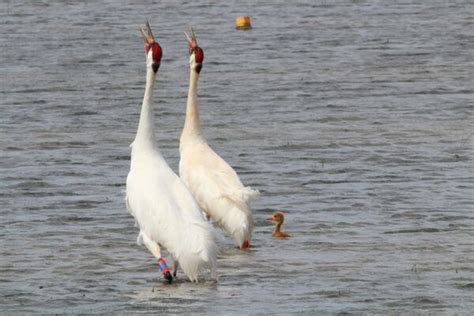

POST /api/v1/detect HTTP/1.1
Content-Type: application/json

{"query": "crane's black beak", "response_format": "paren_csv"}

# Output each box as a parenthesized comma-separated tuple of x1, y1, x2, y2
(152, 62, 160, 73)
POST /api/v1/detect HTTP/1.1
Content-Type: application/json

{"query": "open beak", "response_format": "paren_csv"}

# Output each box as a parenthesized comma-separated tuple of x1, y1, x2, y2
(140, 21, 160, 73)
(184, 26, 198, 55)
(140, 20, 156, 45)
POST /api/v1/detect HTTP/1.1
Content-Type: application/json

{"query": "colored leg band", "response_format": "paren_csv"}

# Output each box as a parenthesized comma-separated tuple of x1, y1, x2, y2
(158, 258, 170, 274)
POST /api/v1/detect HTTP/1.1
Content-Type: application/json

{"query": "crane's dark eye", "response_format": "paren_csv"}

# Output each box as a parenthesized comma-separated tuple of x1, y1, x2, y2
(189, 47, 195, 55)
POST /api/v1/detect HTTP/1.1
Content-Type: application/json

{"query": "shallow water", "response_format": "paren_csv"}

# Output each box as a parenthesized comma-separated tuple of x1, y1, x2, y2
(1, 0, 473, 314)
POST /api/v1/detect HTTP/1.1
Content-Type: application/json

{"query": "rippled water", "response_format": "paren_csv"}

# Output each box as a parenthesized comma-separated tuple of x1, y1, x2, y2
(1, 0, 473, 314)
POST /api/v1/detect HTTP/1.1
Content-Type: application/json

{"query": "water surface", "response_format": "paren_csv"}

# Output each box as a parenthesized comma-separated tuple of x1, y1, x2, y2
(1, 0, 473, 314)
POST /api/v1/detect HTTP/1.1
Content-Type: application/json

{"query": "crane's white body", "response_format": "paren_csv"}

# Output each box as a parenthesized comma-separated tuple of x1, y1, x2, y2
(179, 55, 259, 248)
(126, 50, 217, 282)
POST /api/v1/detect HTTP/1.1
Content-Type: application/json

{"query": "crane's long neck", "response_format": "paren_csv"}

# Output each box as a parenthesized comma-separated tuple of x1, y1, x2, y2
(182, 69, 204, 139)
(133, 68, 157, 149)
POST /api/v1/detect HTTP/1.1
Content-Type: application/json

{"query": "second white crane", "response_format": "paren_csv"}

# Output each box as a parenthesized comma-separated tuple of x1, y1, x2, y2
(179, 28, 259, 249)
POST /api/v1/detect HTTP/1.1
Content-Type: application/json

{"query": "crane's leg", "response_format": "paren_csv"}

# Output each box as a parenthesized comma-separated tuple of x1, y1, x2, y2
(141, 233, 173, 283)
(172, 259, 179, 277)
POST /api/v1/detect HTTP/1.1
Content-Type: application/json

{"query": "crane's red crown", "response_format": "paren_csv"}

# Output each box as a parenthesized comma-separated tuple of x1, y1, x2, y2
(145, 42, 163, 64)
(193, 46, 204, 63)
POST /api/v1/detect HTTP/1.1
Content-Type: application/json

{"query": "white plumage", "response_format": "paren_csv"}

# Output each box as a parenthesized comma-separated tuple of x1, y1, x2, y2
(179, 29, 259, 249)
(126, 23, 217, 283)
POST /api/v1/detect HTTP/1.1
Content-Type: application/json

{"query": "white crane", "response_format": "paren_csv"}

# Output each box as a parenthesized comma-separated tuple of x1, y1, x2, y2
(179, 28, 259, 249)
(126, 22, 217, 283)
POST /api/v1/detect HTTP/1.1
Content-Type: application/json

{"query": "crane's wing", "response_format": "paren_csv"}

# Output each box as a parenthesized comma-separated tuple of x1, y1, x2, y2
(127, 162, 207, 242)
(180, 143, 259, 212)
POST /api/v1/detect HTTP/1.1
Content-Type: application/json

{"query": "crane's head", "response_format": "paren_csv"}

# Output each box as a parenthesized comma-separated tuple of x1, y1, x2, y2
(184, 27, 204, 74)
(140, 21, 162, 73)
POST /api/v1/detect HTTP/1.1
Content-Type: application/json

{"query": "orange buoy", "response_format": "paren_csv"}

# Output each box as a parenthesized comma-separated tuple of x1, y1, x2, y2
(235, 16, 252, 30)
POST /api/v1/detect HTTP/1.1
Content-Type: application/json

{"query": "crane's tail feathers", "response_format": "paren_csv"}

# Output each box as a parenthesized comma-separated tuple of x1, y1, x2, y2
(226, 186, 259, 205)
(173, 222, 218, 282)
(209, 198, 254, 247)
(219, 186, 260, 216)
(243, 186, 260, 203)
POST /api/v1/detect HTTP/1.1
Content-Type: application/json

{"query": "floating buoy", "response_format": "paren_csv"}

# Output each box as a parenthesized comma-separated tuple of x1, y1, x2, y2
(235, 16, 252, 30)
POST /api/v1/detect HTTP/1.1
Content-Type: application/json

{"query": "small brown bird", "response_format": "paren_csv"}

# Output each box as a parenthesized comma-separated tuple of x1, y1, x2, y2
(267, 211, 290, 238)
